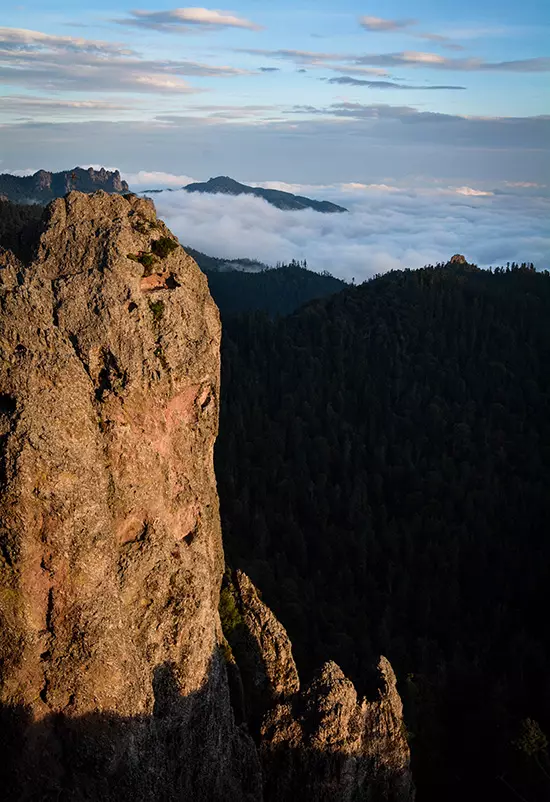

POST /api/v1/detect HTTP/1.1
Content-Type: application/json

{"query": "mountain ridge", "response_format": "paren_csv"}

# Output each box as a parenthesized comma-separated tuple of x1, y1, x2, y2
(0, 167, 129, 203)
(182, 176, 348, 213)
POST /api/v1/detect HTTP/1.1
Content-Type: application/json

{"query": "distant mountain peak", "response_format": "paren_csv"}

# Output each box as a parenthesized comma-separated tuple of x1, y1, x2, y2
(183, 175, 348, 213)
(0, 167, 129, 204)
(204, 176, 243, 189)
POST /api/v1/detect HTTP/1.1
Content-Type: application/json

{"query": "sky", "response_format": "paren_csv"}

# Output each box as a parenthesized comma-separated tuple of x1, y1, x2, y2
(1, 2, 549, 274)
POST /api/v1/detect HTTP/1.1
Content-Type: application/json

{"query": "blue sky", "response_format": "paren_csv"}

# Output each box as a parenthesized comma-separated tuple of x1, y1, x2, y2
(0, 2, 549, 185)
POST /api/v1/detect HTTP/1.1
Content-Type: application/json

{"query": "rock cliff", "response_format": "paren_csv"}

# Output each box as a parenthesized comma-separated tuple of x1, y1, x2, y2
(0, 191, 412, 801)
(0, 191, 259, 800)
(0, 167, 129, 204)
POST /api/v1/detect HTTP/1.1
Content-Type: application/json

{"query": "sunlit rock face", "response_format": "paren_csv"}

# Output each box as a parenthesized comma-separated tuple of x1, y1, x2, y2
(0, 191, 260, 801)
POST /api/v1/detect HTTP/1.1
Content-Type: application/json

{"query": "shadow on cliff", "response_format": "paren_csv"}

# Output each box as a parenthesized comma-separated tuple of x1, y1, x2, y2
(0, 657, 261, 802)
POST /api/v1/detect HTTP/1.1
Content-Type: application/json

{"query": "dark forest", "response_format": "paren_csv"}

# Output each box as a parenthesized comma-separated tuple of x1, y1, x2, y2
(215, 262, 550, 802)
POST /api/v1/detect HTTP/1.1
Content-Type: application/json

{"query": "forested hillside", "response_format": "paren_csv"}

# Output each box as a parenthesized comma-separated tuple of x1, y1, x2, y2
(216, 262, 550, 802)
(206, 261, 346, 317)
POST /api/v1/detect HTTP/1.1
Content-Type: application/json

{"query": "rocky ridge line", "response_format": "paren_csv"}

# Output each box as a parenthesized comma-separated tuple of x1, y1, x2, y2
(0, 167, 129, 204)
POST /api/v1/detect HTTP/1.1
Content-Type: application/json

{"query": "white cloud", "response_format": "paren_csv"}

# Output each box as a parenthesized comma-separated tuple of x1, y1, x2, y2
(116, 7, 262, 32)
(398, 51, 447, 64)
(454, 186, 494, 196)
(0, 26, 132, 54)
(134, 75, 195, 91)
(150, 184, 549, 281)
(358, 17, 464, 51)
(123, 170, 199, 187)
(0, 25, 251, 106)
(359, 17, 416, 32)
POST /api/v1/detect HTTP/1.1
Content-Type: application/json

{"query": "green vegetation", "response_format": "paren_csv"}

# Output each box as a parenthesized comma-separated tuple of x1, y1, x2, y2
(127, 251, 157, 276)
(184, 245, 266, 273)
(148, 299, 164, 324)
(220, 639, 235, 665)
(152, 236, 178, 258)
(216, 260, 550, 802)
(139, 253, 155, 273)
(127, 251, 155, 266)
(219, 572, 243, 637)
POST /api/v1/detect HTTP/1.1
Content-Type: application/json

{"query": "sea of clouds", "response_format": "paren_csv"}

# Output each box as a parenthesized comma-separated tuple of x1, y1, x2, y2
(126, 172, 549, 282)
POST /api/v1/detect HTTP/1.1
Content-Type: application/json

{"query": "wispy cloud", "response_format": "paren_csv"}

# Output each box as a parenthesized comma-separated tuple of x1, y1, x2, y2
(236, 48, 345, 66)
(328, 65, 391, 77)
(355, 52, 550, 72)
(0, 26, 133, 54)
(115, 7, 262, 33)
(359, 15, 464, 51)
(0, 95, 135, 118)
(326, 76, 466, 90)
(359, 16, 416, 32)
(236, 46, 550, 73)
(0, 26, 252, 102)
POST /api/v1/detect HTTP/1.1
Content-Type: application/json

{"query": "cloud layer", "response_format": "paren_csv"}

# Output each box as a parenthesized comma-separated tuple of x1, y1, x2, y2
(2, 106, 547, 187)
(150, 184, 549, 281)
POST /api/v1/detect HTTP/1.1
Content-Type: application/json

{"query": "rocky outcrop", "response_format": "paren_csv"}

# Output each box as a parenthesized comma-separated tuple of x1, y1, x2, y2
(0, 167, 129, 203)
(260, 658, 413, 802)
(0, 191, 259, 800)
(225, 570, 300, 734)
(225, 570, 414, 802)
(449, 253, 467, 264)
(0, 191, 413, 801)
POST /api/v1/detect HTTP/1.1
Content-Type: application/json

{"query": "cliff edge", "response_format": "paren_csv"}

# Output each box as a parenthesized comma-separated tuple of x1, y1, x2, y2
(0, 190, 260, 800)
(0, 191, 412, 801)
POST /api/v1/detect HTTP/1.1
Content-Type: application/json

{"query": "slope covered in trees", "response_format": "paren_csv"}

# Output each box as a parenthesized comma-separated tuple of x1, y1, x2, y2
(206, 261, 346, 317)
(216, 262, 550, 802)
(183, 244, 267, 273)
